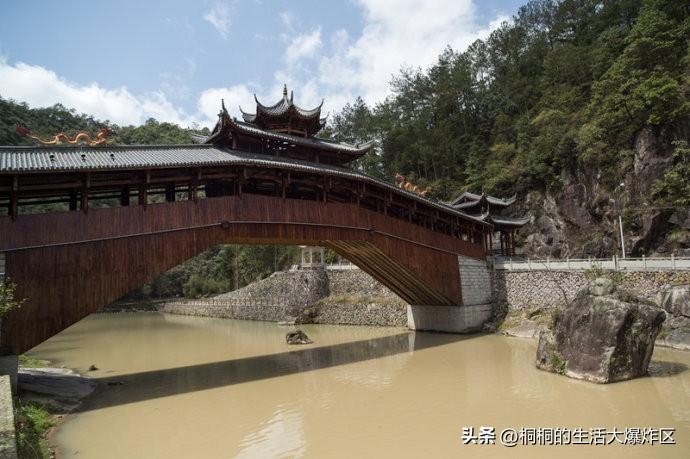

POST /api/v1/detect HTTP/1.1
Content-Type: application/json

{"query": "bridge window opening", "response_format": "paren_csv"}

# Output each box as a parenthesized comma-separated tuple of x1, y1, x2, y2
(205, 180, 235, 198)
(1, 166, 491, 246)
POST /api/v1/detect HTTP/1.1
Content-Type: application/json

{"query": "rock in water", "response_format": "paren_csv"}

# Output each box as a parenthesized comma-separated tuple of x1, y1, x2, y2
(536, 277, 665, 383)
(286, 330, 313, 345)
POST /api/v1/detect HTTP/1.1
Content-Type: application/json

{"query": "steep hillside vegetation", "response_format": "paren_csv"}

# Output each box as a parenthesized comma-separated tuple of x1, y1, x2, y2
(324, 0, 690, 257)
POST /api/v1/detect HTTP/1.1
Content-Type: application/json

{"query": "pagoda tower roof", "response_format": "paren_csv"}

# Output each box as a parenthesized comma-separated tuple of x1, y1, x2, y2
(239, 84, 327, 137)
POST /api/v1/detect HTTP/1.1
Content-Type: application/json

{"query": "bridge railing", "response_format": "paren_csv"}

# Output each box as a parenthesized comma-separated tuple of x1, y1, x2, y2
(492, 255, 690, 272)
(162, 297, 289, 308)
(325, 262, 360, 271)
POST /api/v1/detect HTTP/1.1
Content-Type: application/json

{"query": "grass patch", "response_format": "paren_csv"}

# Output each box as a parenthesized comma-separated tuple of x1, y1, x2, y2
(18, 354, 49, 368)
(550, 351, 567, 375)
(14, 399, 54, 459)
(657, 327, 670, 340)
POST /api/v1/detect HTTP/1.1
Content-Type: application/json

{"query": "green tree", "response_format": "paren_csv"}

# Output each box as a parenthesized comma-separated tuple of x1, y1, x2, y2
(653, 140, 690, 208)
(0, 278, 25, 317)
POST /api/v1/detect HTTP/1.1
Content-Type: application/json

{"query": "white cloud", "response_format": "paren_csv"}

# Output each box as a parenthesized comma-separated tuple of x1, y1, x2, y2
(286, 28, 322, 63)
(276, 0, 509, 115)
(197, 84, 256, 121)
(280, 11, 295, 30)
(204, 1, 234, 39)
(0, 58, 196, 126)
(0, 58, 246, 128)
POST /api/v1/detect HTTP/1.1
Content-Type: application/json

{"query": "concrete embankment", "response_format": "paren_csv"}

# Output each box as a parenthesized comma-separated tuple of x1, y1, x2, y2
(158, 269, 407, 327)
(0, 375, 17, 459)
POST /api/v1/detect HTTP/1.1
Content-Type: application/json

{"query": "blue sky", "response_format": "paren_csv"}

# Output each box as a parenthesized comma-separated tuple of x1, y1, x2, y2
(0, 0, 525, 128)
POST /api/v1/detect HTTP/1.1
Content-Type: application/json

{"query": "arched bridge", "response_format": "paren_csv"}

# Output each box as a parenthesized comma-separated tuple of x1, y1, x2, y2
(0, 144, 493, 354)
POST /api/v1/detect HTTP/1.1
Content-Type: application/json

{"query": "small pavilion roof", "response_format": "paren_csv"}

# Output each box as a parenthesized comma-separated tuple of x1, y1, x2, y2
(449, 191, 516, 209)
(468, 212, 529, 228)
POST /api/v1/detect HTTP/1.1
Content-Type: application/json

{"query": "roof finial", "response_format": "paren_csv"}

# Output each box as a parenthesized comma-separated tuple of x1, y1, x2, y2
(221, 98, 226, 112)
(283, 84, 288, 97)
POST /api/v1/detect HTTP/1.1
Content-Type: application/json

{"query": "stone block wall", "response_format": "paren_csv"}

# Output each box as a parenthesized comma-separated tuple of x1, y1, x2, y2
(493, 269, 690, 311)
(326, 270, 400, 299)
(158, 301, 290, 322)
(161, 268, 407, 327)
(458, 256, 492, 306)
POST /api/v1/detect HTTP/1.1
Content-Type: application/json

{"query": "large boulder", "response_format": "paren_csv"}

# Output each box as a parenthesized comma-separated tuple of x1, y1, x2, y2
(657, 284, 690, 318)
(536, 278, 665, 383)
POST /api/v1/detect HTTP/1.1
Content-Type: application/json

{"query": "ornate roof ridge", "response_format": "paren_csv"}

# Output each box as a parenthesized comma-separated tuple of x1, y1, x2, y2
(242, 84, 324, 121)
(203, 108, 372, 156)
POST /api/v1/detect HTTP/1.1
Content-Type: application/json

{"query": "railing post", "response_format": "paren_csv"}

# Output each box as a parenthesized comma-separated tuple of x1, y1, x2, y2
(671, 253, 676, 269)
(613, 255, 617, 271)
(509, 258, 513, 270)
(527, 257, 531, 270)
(643, 254, 647, 271)
(566, 257, 570, 270)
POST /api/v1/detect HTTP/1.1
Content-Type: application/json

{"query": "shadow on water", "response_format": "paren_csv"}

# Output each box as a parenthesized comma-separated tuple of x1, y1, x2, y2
(76, 331, 478, 412)
(648, 360, 688, 378)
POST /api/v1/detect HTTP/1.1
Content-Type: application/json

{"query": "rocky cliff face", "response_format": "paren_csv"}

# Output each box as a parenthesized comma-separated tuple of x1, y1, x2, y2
(518, 123, 690, 258)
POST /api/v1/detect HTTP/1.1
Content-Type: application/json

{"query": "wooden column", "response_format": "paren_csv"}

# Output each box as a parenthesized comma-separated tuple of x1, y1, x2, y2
(165, 184, 176, 202)
(9, 175, 18, 220)
(188, 169, 200, 202)
(81, 174, 90, 213)
(120, 187, 130, 207)
(69, 190, 78, 211)
(139, 171, 150, 208)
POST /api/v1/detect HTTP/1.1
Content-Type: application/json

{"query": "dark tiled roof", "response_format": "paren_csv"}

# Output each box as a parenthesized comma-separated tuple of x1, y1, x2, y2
(205, 115, 372, 156)
(469, 212, 529, 227)
(490, 215, 530, 226)
(0, 144, 233, 172)
(449, 191, 517, 208)
(241, 87, 323, 120)
(0, 144, 490, 226)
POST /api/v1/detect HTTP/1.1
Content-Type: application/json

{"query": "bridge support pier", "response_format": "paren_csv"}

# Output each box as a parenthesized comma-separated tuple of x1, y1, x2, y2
(407, 255, 494, 333)
(407, 304, 492, 333)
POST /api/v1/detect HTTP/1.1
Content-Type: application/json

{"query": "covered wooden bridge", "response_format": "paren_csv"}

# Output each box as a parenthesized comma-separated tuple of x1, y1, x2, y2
(0, 88, 493, 354)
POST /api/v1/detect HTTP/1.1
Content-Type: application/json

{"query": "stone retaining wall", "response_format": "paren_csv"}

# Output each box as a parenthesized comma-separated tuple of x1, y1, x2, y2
(313, 303, 407, 327)
(158, 302, 291, 322)
(494, 269, 690, 310)
(160, 269, 408, 327)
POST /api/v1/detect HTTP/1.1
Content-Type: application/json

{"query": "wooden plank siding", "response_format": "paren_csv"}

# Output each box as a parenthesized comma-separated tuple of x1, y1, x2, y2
(0, 193, 485, 354)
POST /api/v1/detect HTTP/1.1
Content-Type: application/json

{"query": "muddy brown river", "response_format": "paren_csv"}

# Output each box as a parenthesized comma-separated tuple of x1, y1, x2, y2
(27, 312, 690, 458)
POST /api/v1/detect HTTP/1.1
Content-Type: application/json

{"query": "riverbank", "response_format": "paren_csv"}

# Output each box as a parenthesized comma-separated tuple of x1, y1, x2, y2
(7, 356, 97, 459)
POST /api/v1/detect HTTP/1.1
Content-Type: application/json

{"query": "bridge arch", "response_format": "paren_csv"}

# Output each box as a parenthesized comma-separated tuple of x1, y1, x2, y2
(0, 191, 489, 354)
